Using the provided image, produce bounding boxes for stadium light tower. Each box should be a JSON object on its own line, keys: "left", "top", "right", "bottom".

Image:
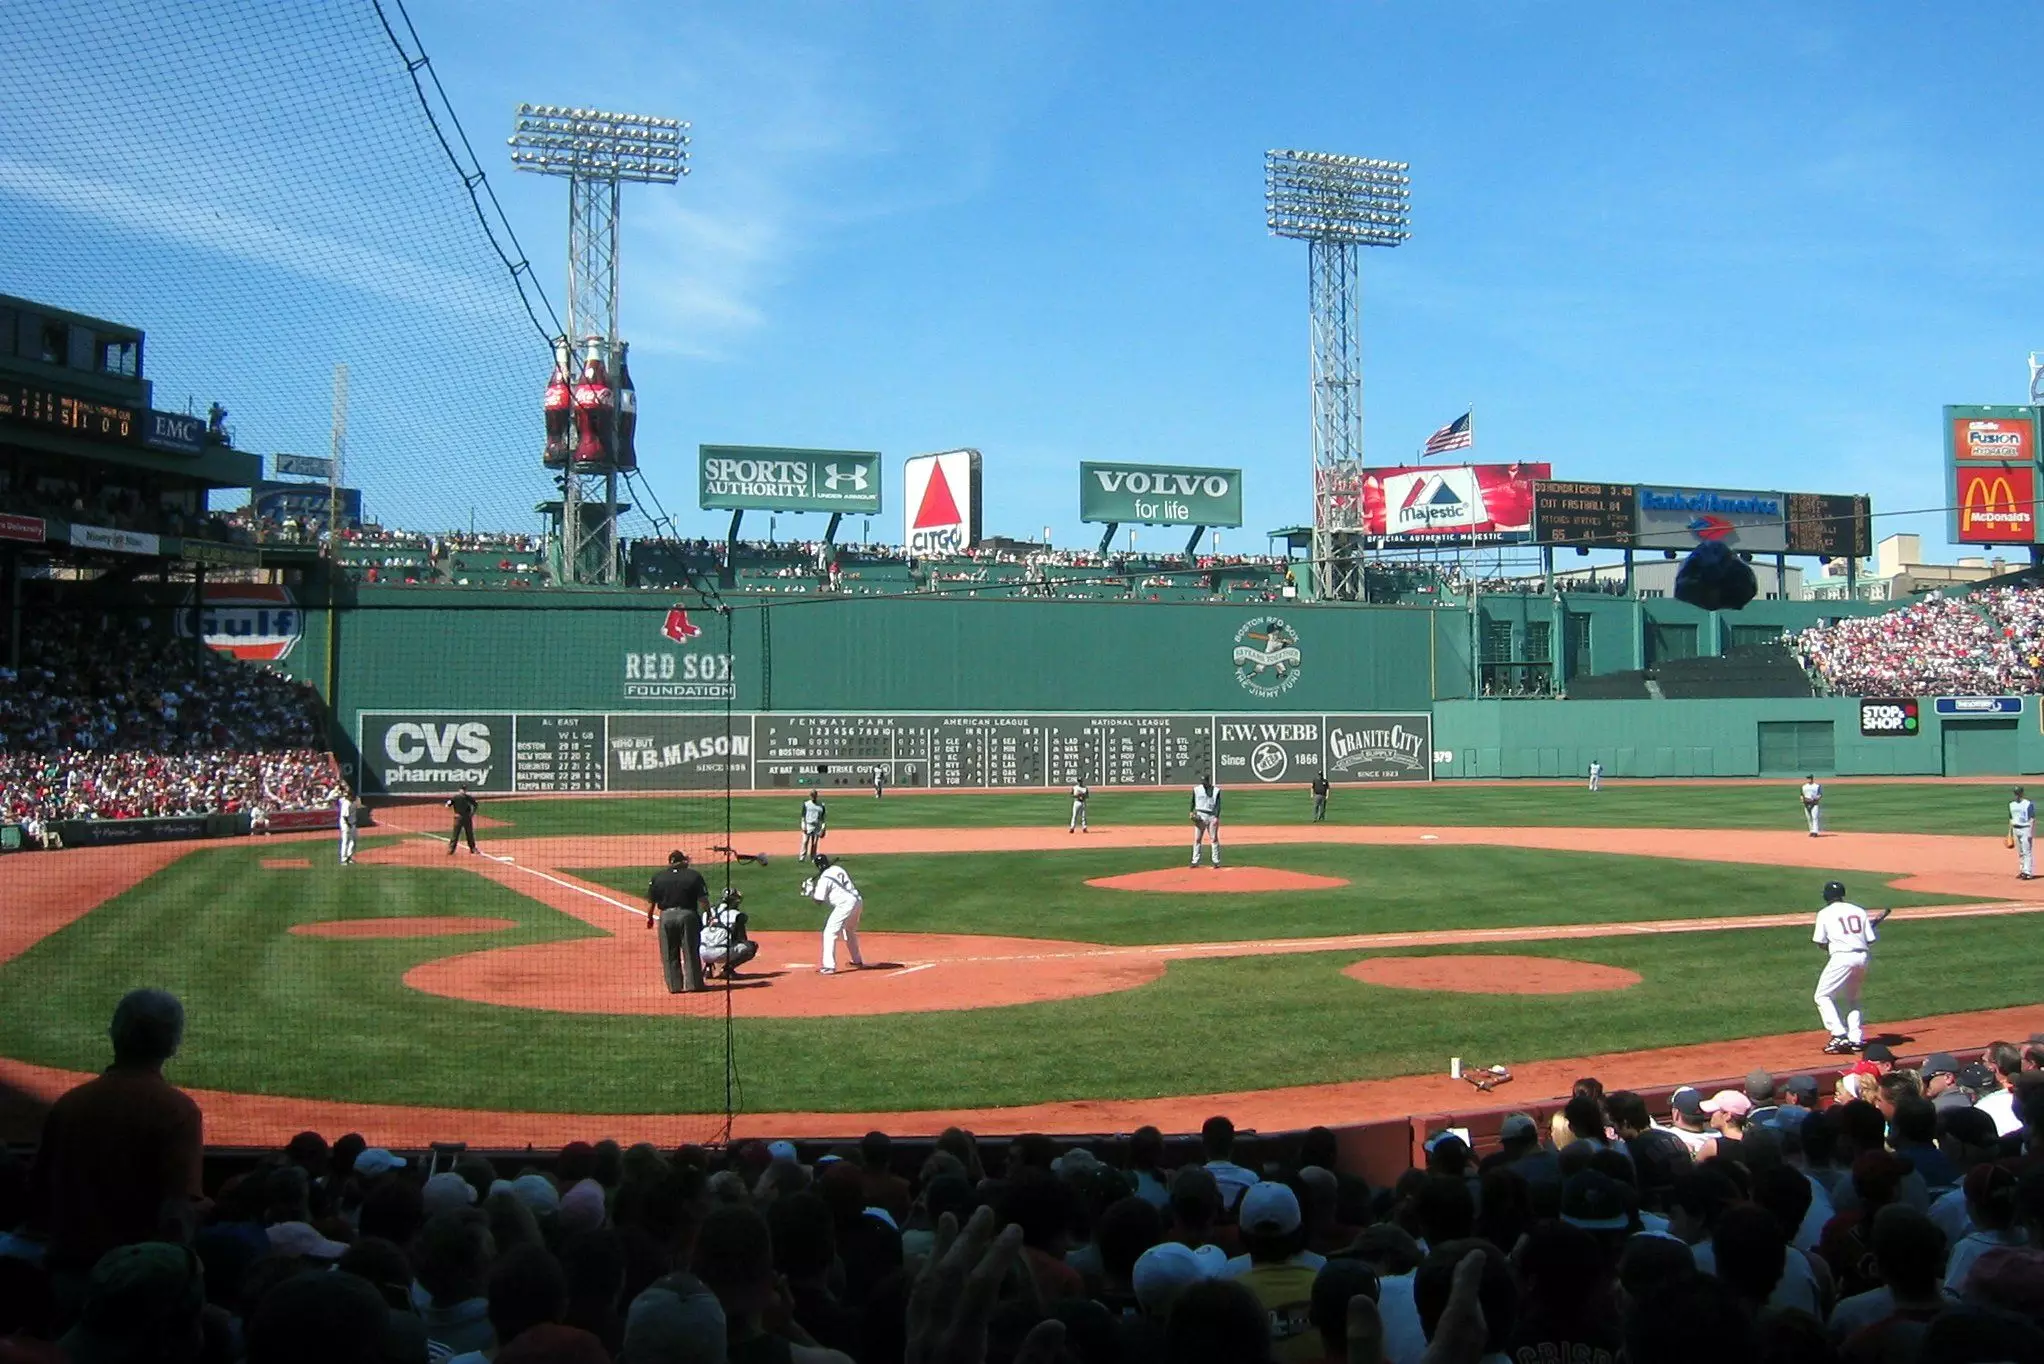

{"left": 1265, "top": 150, "right": 1409, "bottom": 601}
{"left": 512, "top": 104, "right": 688, "bottom": 584}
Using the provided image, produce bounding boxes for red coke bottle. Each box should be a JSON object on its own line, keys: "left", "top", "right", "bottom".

{"left": 571, "top": 338, "right": 613, "bottom": 467}
{"left": 542, "top": 338, "right": 572, "bottom": 467}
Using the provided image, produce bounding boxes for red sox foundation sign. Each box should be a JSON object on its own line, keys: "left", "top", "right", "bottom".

{"left": 621, "top": 606, "right": 736, "bottom": 700}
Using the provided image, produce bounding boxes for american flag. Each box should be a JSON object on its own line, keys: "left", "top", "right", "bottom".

{"left": 1421, "top": 411, "right": 1473, "bottom": 457}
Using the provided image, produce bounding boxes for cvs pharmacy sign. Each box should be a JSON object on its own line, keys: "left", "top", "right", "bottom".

{"left": 359, "top": 713, "right": 512, "bottom": 793}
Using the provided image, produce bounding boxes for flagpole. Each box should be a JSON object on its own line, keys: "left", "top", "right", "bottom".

{"left": 1467, "top": 401, "right": 1475, "bottom": 452}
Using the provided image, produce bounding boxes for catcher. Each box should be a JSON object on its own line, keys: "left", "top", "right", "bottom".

{"left": 699, "top": 888, "right": 759, "bottom": 981}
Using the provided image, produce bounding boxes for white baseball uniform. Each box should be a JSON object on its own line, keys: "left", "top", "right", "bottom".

{"left": 337, "top": 794, "right": 358, "bottom": 864}
{"left": 1191, "top": 782, "right": 1221, "bottom": 866}
{"left": 1801, "top": 781, "right": 1823, "bottom": 835}
{"left": 799, "top": 795, "right": 827, "bottom": 860}
{"left": 810, "top": 863, "right": 865, "bottom": 973}
{"left": 699, "top": 901, "right": 757, "bottom": 975}
{"left": 1588, "top": 761, "right": 1603, "bottom": 793}
{"left": 1069, "top": 783, "right": 1090, "bottom": 833}
{"left": 1813, "top": 898, "right": 1876, "bottom": 1044}
{"left": 2012, "top": 797, "right": 2035, "bottom": 878}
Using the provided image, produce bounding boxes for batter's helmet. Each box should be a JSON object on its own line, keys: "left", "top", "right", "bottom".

{"left": 1823, "top": 881, "right": 1847, "bottom": 902}
{"left": 813, "top": 854, "right": 832, "bottom": 870}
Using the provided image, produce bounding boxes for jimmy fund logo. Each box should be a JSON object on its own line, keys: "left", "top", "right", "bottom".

{"left": 1233, "top": 616, "right": 1302, "bottom": 696}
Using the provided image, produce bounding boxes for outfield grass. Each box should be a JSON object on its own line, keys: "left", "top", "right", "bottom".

{"left": 458, "top": 780, "right": 2024, "bottom": 841}
{"left": 0, "top": 835, "right": 2018, "bottom": 1114}
{"left": 572, "top": 845, "right": 1974, "bottom": 945}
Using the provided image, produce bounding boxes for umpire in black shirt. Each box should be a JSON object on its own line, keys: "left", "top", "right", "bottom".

{"left": 446, "top": 786, "right": 480, "bottom": 855}
{"left": 647, "top": 850, "right": 710, "bottom": 994}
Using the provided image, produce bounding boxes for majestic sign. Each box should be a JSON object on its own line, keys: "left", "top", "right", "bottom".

{"left": 1232, "top": 616, "right": 1302, "bottom": 697}
{"left": 1859, "top": 698, "right": 1921, "bottom": 737}
{"left": 1954, "top": 464, "right": 2037, "bottom": 544}
{"left": 176, "top": 583, "right": 303, "bottom": 662}
{"left": 1079, "top": 462, "right": 1243, "bottom": 527}
{"left": 698, "top": 446, "right": 882, "bottom": 515}
{"left": 904, "top": 449, "right": 982, "bottom": 555}
{"left": 1633, "top": 485, "right": 1788, "bottom": 553}
{"left": 1360, "top": 463, "right": 1550, "bottom": 545}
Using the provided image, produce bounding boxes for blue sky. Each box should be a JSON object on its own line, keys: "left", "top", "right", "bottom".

{"left": 5, "top": 1, "right": 2042, "bottom": 559}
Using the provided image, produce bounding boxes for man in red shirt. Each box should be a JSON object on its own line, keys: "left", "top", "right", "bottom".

{"left": 30, "top": 989, "right": 203, "bottom": 1274}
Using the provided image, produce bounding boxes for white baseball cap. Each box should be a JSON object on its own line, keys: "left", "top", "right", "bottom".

{"left": 1132, "top": 1243, "right": 1218, "bottom": 1313}
{"left": 1238, "top": 1182, "right": 1302, "bottom": 1237}
{"left": 767, "top": 1140, "right": 799, "bottom": 1163}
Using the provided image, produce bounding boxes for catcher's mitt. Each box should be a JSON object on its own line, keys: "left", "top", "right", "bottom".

{"left": 1462, "top": 1064, "right": 1512, "bottom": 1093}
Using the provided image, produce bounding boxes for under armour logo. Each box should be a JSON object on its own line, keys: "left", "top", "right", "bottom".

{"left": 822, "top": 463, "right": 870, "bottom": 492}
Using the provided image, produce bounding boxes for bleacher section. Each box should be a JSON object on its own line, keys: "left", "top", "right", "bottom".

{"left": 1651, "top": 642, "right": 1815, "bottom": 699}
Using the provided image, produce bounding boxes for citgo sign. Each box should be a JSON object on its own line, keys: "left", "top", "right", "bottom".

{"left": 1954, "top": 464, "right": 2037, "bottom": 544}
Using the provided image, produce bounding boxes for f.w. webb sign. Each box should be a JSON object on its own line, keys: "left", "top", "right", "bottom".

{"left": 1080, "top": 462, "right": 1244, "bottom": 527}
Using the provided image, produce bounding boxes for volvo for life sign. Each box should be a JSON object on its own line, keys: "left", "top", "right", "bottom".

{"left": 1859, "top": 698, "right": 1920, "bottom": 736}
{"left": 1079, "top": 462, "right": 1243, "bottom": 527}
{"left": 699, "top": 446, "right": 883, "bottom": 515}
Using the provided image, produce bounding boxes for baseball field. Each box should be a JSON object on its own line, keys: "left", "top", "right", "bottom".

{"left": 6, "top": 778, "right": 2044, "bottom": 1147}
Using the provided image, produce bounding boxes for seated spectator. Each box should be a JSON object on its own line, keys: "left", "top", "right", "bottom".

{"left": 1164, "top": 1278, "right": 1272, "bottom": 1364}
{"left": 768, "top": 1192, "right": 860, "bottom": 1357}
{"left": 1200, "top": 1118, "right": 1256, "bottom": 1213}
{"left": 1229, "top": 1182, "right": 1319, "bottom": 1362}
{"left": 1308, "top": 1257, "right": 1377, "bottom": 1364}
{"left": 1414, "top": 1241, "right": 1515, "bottom": 1360}
{"left": 1480, "top": 1112, "right": 1560, "bottom": 1190}
{"left": 31, "top": 989, "right": 202, "bottom": 1276}
{"left": 243, "top": 1265, "right": 391, "bottom": 1364}
{"left": 858, "top": 1132, "right": 911, "bottom": 1225}
{"left": 1509, "top": 1221, "right": 1621, "bottom": 1360}
{"left": 1961, "top": 1166, "right": 2044, "bottom": 1323}
{"left": 1976, "top": 1041, "right": 2027, "bottom": 1137}
{"left": 413, "top": 1210, "right": 496, "bottom": 1357}
{"left": 1624, "top": 1273, "right": 1756, "bottom": 1363}
{"left": 1831, "top": 1205, "right": 1949, "bottom": 1359}
{"left": 1166, "top": 1166, "right": 1232, "bottom": 1256}
{"left": 1127, "top": 1127, "right": 1171, "bottom": 1211}
{"left": 1890, "top": 1095, "right": 1961, "bottom": 1193}
{"left": 693, "top": 1203, "right": 852, "bottom": 1364}
{"left": 1090, "top": 1196, "right": 1163, "bottom": 1319}
{"left": 1663, "top": 1090, "right": 1719, "bottom": 1159}
{"left": 620, "top": 1270, "right": 726, "bottom": 1364}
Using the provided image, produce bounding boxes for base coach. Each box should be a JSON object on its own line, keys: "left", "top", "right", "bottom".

{"left": 647, "top": 850, "right": 710, "bottom": 994}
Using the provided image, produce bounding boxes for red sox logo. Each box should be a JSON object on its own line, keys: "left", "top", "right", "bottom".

{"left": 662, "top": 606, "right": 702, "bottom": 643}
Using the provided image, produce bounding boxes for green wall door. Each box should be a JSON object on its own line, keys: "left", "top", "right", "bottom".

{"left": 1942, "top": 720, "right": 2020, "bottom": 776}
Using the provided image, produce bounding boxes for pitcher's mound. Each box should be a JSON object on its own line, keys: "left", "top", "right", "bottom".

{"left": 1345, "top": 954, "right": 1641, "bottom": 995}
{"left": 1089, "top": 867, "right": 1350, "bottom": 894}
{"left": 293, "top": 917, "right": 518, "bottom": 939}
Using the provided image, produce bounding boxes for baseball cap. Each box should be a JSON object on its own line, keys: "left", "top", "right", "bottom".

{"left": 423, "top": 1171, "right": 478, "bottom": 1214}
{"left": 767, "top": 1140, "right": 799, "bottom": 1164}
{"left": 1701, "top": 1091, "right": 1753, "bottom": 1119}
{"left": 497, "top": 1324, "right": 611, "bottom": 1364}
{"left": 1422, "top": 1131, "right": 1469, "bottom": 1158}
{"left": 1560, "top": 1171, "right": 1630, "bottom": 1232}
{"left": 1238, "top": 1182, "right": 1302, "bottom": 1237}
{"left": 1924, "top": 1053, "right": 1960, "bottom": 1078}
{"left": 559, "top": 1180, "right": 606, "bottom": 1235}
{"left": 1671, "top": 1091, "right": 1706, "bottom": 1121}
{"left": 352, "top": 1147, "right": 406, "bottom": 1176}
{"left": 265, "top": 1221, "right": 349, "bottom": 1261}
{"left": 862, "top": 1207, "right": 899, "bottom": 1231}
{"left": 63, "top": 1242, "right": 205, "bottom": 1355}
{"left": 1499, "top": 1114, "right": 1538, "bottom": 1142}
{"left": 1783, "top": 1075, "right": 1820, "bottom": 1099}
{"left": 1960, "top": 1061, "right": 1998, "bottom": 1091}
{"left": 1132, "top": 1243, "right": 1217, "bottom": 1313}
{"left": 622, "top": 1273, "right": 727, "bottom": 1364}
{"left": 1862, "top": 1042, "right": 1896, "bottom": 1066}
{"left": 1944, "top": 1107, "right": 2000, "bottom": 1149}
{"left": 1052, "top": 1148, "right": 1103, "bottom": 1177}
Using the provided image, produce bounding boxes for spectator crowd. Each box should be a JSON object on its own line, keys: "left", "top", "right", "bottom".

{"left": 0, "top": 608, "right": 340, "bottom": 833}
{"left": 7, "top": 988, "right": 2044, "bottom": 1364}
{"left": 1793, "top": 584, "right": 2044, "bottom": 697}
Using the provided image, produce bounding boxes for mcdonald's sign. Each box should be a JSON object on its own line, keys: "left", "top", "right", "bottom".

{"left": 1955, "top": 464, "right": 2037, "bottom": 544}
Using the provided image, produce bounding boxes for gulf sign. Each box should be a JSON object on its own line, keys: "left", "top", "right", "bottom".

{"left": 175, "top": 583, "right": 303, "bottom": 662}
{"left": 1954, "top": 464, "right": 2037, "bottom": 544}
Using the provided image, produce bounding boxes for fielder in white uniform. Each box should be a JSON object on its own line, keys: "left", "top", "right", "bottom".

{"left": 337, "top": 789, "right": 358, "bottom": 865}
{"left": 799, "top": 793, "right": 827, "bottom": 861}
{"left": 1813, "top": 880, "right": 1887, "bottom": 1054}
{"left": 1069, "top": 782, "right": 1090, "bottom": 833}
{"left": 1801, "top": 777, "right": 1823, "bottom": 836}
{"left": 806, "top": 854, "right": 866, "bottom": 974}
{"left": 1190, "top": 777, "right": 1221, "bottom": 867}
{"left": 2011, "top": 786, "right": 2035, "bottom": 880}
{"left": 1588, "top": 760, "right": 1603, "bottom": 793}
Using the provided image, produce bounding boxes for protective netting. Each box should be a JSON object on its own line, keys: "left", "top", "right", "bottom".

{"left": 0, "top": 0, "right": 561, "bottom": 535}
{"left": 1, "top": 585, "right": 738, "bottom": 1145}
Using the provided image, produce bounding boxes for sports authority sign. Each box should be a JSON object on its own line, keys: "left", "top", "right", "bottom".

{"left": 698, "top": 446, "right": 882, "bottom": 515}
{"left": 1359, "top": 463, "right": 1549, "bottom": 545}
{"left": 1953, "top": 463, "right": 2037, "bottom": 544}
{"left": 1633, "top": 486, "right": 1788, "bottom": 553}
{"left": 1079, "top": 462, "right": 1243, "bottom": 527}
{"left": 904, "top": 449, "right": 982, "bottom": 555}
{"left": 176, "top": 584, "right": 303, "bottom": 662}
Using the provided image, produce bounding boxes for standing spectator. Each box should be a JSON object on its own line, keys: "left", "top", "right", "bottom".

{"left": 31, "top": 989, "right": 203, "bottom": 1278}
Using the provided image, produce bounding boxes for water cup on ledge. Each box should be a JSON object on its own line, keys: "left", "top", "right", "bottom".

{"left": 1450, "top": 1057, "right": 1463, "bottom": 1079}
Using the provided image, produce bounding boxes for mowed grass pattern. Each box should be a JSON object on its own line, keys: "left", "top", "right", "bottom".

{"left": 0, "top": 816, "right": 2021, "bottom": 1114}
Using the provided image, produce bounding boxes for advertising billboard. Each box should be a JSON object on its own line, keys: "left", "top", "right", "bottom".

{"left": 904, "top": 449, "right": 982, "bottom": 555}
{"left": 1633, "top": 485, "right": 1787, "bottom": 553}
{"left": 1530, "top": 480, "right": 1635, "bottom": 547}
{"left": 1079, "top": 462, "right": 1243, "bottom": 527}
{"left": 1359, "top": 463, "right": 1550, "bottom": 544}
{"left": 1945, "top": 406, "right": 2038, "bottom": 464}
{"left": 698, "top": 446, "right": 883, "bottom": 515}
{"left": 1954, "top": 463, "right": 2037, "bottom": 544}
{"left": 252, "top": 480, "right": 362, "bottom": 529}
